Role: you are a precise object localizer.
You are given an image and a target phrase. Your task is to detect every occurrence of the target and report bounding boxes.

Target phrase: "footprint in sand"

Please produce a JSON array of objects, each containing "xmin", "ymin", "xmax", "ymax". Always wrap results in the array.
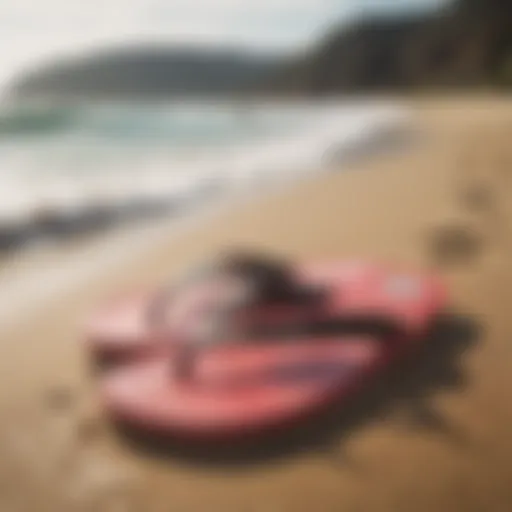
[
  {"xmin": 427, "ymin": 222, "xmax": 485, "ymax": 268},
  {"xmin": 65, "ymin": 451, "xmax": 141, "ymax": 512},
  {"xmin": 56, "ymin": 405, "xmax": 141, "ymax": 511},
  {"xmin": 44, "ymin": 386, "xmax": 77, "ymax": 413},
  {"xmin": 458, "ymin": 181, "xmax": 495, "ymax": 214},
  {"xmin": 455, "ymin": 140, "xmax": 512, "ymax": 256},
  {"xmin": 454, "ymin": 135, "xmax": 503, "ymax": 209},
  {"xmin": 32, "ymin": 414, "xmax": 140, "ymax": 511},
  {"xmin": 4, "ymin": 387, "xmax": 143, "ymax": 511}
]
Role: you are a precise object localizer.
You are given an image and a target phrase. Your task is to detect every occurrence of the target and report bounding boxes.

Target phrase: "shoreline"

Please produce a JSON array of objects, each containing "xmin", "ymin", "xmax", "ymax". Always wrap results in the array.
[
  {"xmin": 1, "ymin": 96, "xmax": 512, "ymax": 511},
  {"xmin": 0, "ymin": 100, "xmax": 407, "ymax": 252}
]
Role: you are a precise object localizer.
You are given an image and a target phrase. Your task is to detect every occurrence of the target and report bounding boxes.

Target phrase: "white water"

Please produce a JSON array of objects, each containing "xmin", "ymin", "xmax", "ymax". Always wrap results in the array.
[{"xmin": 0, "ymin": 100, "xmax": 409, "ymax": 228}]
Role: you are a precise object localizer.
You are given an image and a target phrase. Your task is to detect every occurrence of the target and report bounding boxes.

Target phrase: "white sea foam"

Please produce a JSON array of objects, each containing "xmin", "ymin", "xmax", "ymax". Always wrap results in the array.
[{"xmin": 0, "ymin": 101, "xmax": 409, "ymax": 229}]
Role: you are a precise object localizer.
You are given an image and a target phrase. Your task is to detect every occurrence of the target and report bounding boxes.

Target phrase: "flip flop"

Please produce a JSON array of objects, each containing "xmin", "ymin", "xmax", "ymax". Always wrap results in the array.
[
  {"xmin": 100, "ymin": 335, "xmax": 393, "ymax": 440},
  {"xmin": 99, "ymin": 264, "xmax": 446, "ymax": 440},
  {"xmin": 86, "ymin": 261, "xmax": 446, "ymax": 364}
]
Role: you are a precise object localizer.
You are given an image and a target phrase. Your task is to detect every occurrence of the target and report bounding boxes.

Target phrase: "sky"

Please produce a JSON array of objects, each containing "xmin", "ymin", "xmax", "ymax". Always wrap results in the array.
[{"xmin": 0, "ymin": 0, "xmax": 447, "ymax": 89}]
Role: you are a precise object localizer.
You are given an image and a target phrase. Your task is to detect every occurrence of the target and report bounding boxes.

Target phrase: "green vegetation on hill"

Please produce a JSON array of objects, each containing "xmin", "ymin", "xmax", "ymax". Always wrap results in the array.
[{"xmin": 271, "ymin": 0, "xmax": 512, "ymax": 93}]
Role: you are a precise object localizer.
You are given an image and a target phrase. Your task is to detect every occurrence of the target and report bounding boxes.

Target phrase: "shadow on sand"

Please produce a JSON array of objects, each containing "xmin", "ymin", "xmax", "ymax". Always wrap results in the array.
[{"xmin": 112, "ymin": 313, "xmax": 481, "ymax": 468}]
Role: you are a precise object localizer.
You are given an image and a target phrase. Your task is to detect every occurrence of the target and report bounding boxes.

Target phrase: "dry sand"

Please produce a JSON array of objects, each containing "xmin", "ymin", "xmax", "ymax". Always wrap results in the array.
[{"xmin": 1, "ymin": 96, "xmax": 512, "ymax": 511}]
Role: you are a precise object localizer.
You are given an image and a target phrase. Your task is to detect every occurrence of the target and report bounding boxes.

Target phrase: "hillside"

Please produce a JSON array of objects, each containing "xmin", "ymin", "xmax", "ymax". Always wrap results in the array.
[
  {"xmin": 271, "ymin": 0, "xmax": 512, "ymax": 93},
  {"xmin": 9, "ymin": 46, "xmax": 281, "ymax": 99}
]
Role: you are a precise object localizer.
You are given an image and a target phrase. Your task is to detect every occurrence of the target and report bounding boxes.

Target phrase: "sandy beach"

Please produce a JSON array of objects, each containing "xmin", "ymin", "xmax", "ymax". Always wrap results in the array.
[{"xmin": 1, "ymin": 95, "xmax": 512, "ymax": 512}]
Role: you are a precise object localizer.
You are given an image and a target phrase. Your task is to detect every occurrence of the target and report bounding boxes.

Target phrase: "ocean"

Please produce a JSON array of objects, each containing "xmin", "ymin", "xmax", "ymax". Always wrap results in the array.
[{"xmin": 0, "ymin": 99, "xmax": 409, "ymax": 247}]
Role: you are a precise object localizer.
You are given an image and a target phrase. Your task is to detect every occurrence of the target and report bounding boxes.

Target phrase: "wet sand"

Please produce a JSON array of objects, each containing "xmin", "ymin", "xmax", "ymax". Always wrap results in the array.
[{"xmin": 1, "ymin": 96, "xmax": 512, "ymax": 511}]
